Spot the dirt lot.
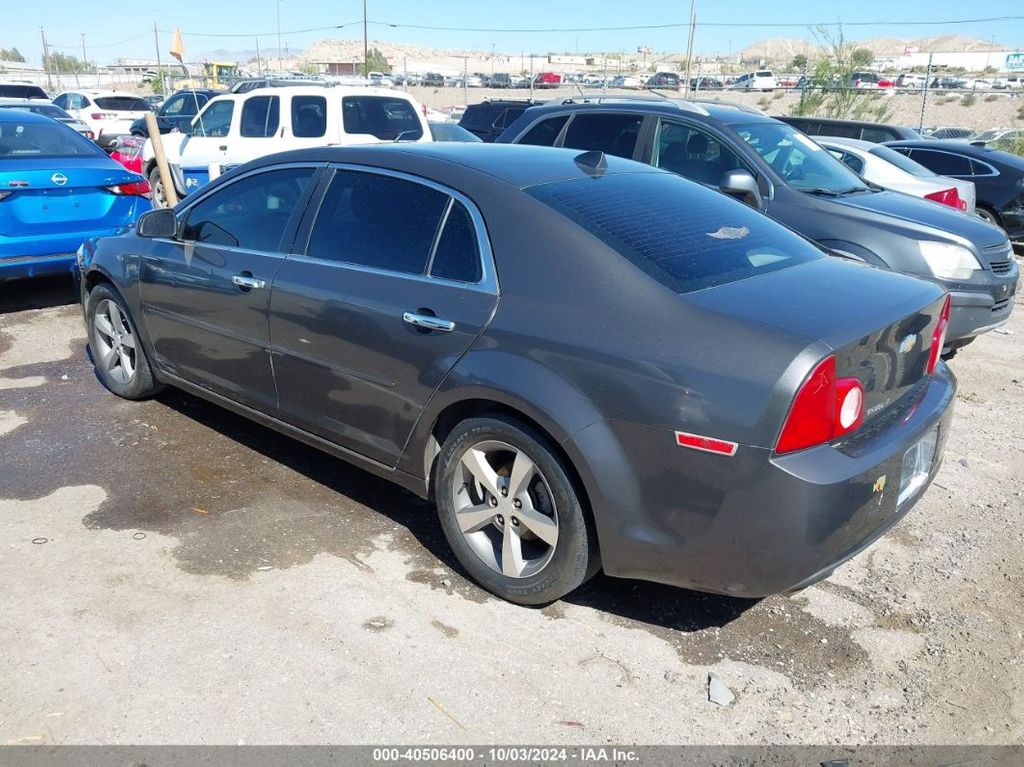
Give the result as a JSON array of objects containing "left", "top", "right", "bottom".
[{"left": 0, "top": 274, "right": 1022, "bottom": 746}]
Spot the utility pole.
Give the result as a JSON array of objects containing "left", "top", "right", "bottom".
[
  {"left": 153, "top": 23, "right": 164, "bottom": 96},
  {"left": 81, "top": 34, "right": 88, "bottom": 72},
  {"left": 918, "top": 52, "right": 933, "bottom": 131},
  {"left": 276, "top": 0, "right": 283, "bottom": 73},
  {"left": 363, "top": 0, "right": 369, "bottom": 76},
  {"left": 491, "top": 43, "right": 495, "bottom": 77},
  {"left": 40, "top": 27, "right": 53, "bottom": 92},
  {"left": 255, "top": 37, "right": 263, "bottom": 76},
  {"left": 682, "top": 0, "right": 696, "bottom": 97},
  {"left": 463, "top": 57, "right": 468, "bottom": 105}
]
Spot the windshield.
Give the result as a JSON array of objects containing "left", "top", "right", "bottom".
[
  {"left": 527, "top": 172, "right": 822, "bottom": 294},
  {"left": 0, "top": 119, "right": 103, "bottom": 158},
  {"left": 869, "top": 145, "right": 936, "bottom": 177},
  {"left": 734, "top": 122, "right": 870, "bottom": 194}
]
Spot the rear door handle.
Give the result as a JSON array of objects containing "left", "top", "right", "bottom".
[
  {"left": 232, "top": 274, "right": 266, "bottom": 290},
  {"left": 403, "top": 312, "right": 455, "bottom": 332}
]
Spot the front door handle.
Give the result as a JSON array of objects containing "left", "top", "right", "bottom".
[
  {"left": 232, "top": 274, "right": 266, "bottom": 290},
  {"left": 403, "top": 312, "right": 455, "bottom": 332}
]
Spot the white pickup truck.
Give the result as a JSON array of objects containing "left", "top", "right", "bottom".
[{"left": 143, "top": 85, "right": 432, "bottom": 206}]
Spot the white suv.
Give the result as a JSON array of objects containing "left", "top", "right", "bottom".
[
  {"left": 52, "top": 90, "right": 151, "bottom": 150},
  {"left": 144, "top": 86, "right": 432, "bottom": 206},
  {"left": 730, "top": 70, "right": 776, "bottom": 91}
]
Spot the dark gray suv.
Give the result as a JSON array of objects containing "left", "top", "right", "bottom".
[
  {"left": 498, "top": 99, "right": 1018, "bottom": 353},
  {"left": 78, "top": 144, "right": 955, "bottom": 605}
]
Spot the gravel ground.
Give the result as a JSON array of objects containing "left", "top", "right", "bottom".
[{"left": 0, "top": 273, "right": 1021, "bottom": 746}]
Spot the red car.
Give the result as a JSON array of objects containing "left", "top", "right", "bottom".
[
  {"left": 109, "top": 135, "right": 144, "bottom": 175},
  {"left": 533, "top": 72, "right": 562, "bottom": 88}
]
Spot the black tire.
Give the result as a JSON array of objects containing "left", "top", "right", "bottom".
[
  {"left": 976, "top": 206, "right": 1002, "bottom": 229},
  {"left": 435, "top": 416, "right": 599, "bottom": 605},
  {"left": 148, "top": 167, "right": 170, "bottom": 209},
  {"left": 86, "top": 284, "right": 163, "bottom": 400}
]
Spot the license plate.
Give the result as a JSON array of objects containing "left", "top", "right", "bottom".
[{"left": 898, "top": 426, "right": 939, "bottom": 507}]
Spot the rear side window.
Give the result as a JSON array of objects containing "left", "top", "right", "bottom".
[
  {"left": 291, "top": 95, "right": 327, "bottom": 138},
  {"left": 342, "top": 96, "right": 422, "bottom": 140},
  {"left": 909, "top": 149, "right": 973, "bottom": 176},
  {"left": 306, "top": 170, "right": 448, "bottom": 273},
  {"left": 430, "top": 201, "right": 482, "bottom": 283},
  {"left": 527, "top": 173, "right": 822, "bottom": 294},
  {"left": 868, "top": 145, "right": 935, "bottom": 177},
  {"left": 518, "top": 115, "right": 568, "bottom": 146},
  {"left": 563, "top": 113, "right": 643, "bottom": 159},
  {"left": 837, "top": 151, "right": 864, "bottom": 174},
  {"left": 94, "top": 96, "right": 151, "bottom": 111},
  {"left": 181, "top": 167, "right": 315, "bottom": 251},
  {"left": 240, "top": 96, "right": 280, "bottom": 138}
]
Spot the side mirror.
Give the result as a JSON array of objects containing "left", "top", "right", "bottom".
[
  {"left": 719, "top": 169, "right": 765, "bottom": 211},
  {"left": 137, "top": 208, "right": 177, "bottom": 239}
]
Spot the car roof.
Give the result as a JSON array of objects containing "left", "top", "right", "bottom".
[
  {"left": 516, "top": 97, "right": 775, "bottom": 125},
  {"left": 251, "top": 142, "right": 664, "bottom": 189},
  {"left": 885, "top": 139, "right": 1024, "bottom": 167},
  {"left": 811, "top": 136, "right": 878, "bottom": 152},
  {"left": 62, "top": 90, "right": 139, "bottom": 98}
]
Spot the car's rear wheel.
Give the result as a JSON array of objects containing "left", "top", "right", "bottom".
[
  {"left": 86, "top": 284, "right": 162, "bottom": 400},
  {"left": 148, "top": 167, "right": 170, "bottom": 209},
  {"left": 435, "top": 417, "right": 597, "bottom": 605},
  {"left": 976, "top": 206, "right": 1001, "bottom": 228}
]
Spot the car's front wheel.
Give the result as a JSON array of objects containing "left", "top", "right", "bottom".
[
  {"left": 435, "top": 416, "right": 598, "bottom": 605},
  {"left": 86, "top": 284, "right": 162, "bottom": 400},
  {"left": 148, "top": 167, "right": 170, "bottom": 209}
]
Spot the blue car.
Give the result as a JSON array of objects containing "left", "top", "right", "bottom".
[{"left": 0, "top": 110, "right": 151, "bottom": 280}]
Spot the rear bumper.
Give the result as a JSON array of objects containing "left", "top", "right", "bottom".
[
  {"left": 568, "top": 364, "right": 956, "bottom": 598},
  {"left": 0, "top": 253, "right": 77, "bottom": 280}
]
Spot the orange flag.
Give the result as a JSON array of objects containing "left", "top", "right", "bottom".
[{"left": 169, "top": 27, "right": 185, "bottom": 62}]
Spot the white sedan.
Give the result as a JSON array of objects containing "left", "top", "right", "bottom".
[{"left": 815, "top": 136, "right": 976, "bottom": 214}]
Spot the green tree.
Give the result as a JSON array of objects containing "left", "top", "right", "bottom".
[
  {"left": 790, "top": 53, "right": 808, "bottom": 72},
  {"left": 44, "top": 51, "right": 88, "bottom": 74},
  {"left": 360, "top": 47, "right": 389, "bottom": 75},
  {"left": 791, "top": 26, "right": 894, "bottom": 123},
  {"left": 0, "top": 47, "right": 26, "bottom": 62},
  {"left": 851, "top": 47, "right": 874, "bottom": 68}
]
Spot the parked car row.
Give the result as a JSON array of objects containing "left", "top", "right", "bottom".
[{"left": 3, "top": 89, "right": 1018, "bottom": 608}]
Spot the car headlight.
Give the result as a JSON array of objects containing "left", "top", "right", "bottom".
[{"left": 918, "top": 241, "right": 982, "bottom": 281}]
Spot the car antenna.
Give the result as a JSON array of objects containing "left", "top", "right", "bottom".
[{"left": 574, "top": 150, "right": 607, "bottom": 177}]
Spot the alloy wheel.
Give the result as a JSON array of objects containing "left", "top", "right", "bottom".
[
  {"left": 451, "top": 440, "right": 559, "bottom": 579},
  {"left": 92, "top": 299, "right": 137, "bottom": 385}
]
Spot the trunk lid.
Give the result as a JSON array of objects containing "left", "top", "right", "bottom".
[
  {"left": 0, "top": 158, "right": 141, "bottom": 237},
  {"left": 687, "top": 257, "right": 947, "bottom": 426}
]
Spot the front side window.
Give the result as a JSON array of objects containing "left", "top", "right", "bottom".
[
  {"left": 305, "top": 170, "right": 448, "bottom": 273},
  {"left": 192, "top": 100, "right": 234, "bottom": 137},
  {"left": 240, "top": 96, "right": 280, "bottom": 138},
  {"left": 518, "top": 115, "right": 568, "bottom": 146},
  {"left": 654, "top": 120, "right": 747, "bottom": 185},
  {"left": 562, "top": 113, "right": 643, "bottom": 159},
  {"left": 342, "top": 96, "right": 422, "bottom": 140},
  {"left": 291, "top": 96, "right": 327, "bottom": 138},
  {"left": 734, "top": 122, "right": 869, "bottom": 194},
  {"left": 180, "top": 167, "right": 314, "bottom": 251}
]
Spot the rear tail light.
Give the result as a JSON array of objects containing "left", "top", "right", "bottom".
[
  {"left": 90, "top": 112, "right": 116, "bottom": 121},
  {"left": 105, "top": 180, "right": 151, "bottom": 196},
  {"left": 924, "top": 187, "right": 962, "bottom": 210},
  {"left": 927, "top": 295, "right": 951, "bottom": 375},
  {"left": 86, "top": 130, "right": 96, "bottom": 140},
  {"left": 775, "top": 356, "right": 865, "bottom": 454}
]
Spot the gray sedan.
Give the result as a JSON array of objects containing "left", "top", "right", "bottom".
[{"left": 78, "top": 144, "right": 955, "bottom": 604}]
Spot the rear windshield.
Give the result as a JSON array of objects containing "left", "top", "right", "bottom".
[
  {"left": 342, "top": 96, "right": 422, "bottom": 140},
  {"left": 0, "top": 103, "right": 67, "bottom": 119},
  {"left": 868, "top": 145, "right": 936, "bottom": 177},
  {"left": 527, "top": 172, "right": 822, "bottom": 293},
  {"left": 94, "top": 96, "right": 151, "bottom": 112},
  {"left": 0, "top": 84, "right": 48, "bottom": 99},
  {"left": 0, "top": 120, "right": 103, "bottom": 158}
]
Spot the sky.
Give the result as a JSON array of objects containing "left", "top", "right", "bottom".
[{"left": 4, "top": 0, "right": 1023, "bottom": 65}]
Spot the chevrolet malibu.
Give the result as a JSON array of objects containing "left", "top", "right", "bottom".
[{"left": 78, "top": 144, "right": 956, "bottom": 604}]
